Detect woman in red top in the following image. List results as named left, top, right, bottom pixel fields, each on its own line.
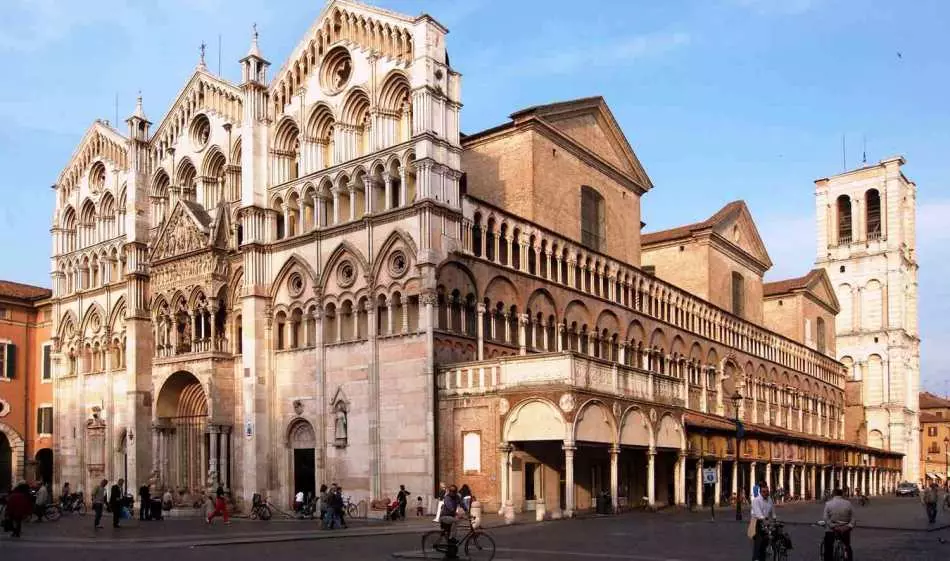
left=4, top=483, right=32, bottom=538
left=206, top=486, right=230, bottom=525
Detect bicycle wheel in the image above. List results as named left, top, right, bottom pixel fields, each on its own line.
left=421, top=530, right=447, bottom=560
left=347, top=503, right=359, bottom=518
left=464, top=531, right=496, bottom=561
left=78, top=502, right=87, bottom=515
left=46, top=506, right=62, bottom=522
left=259, top=505, right=272, bottom=520
left=834, top=539, right=848, bottom=561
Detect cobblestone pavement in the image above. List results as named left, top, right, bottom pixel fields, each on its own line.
left=1, top=505, right=947, bottom=560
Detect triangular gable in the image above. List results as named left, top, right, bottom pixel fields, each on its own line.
left=150, top=68, right=242, bottom=152
left=269, top=0, right=424, bottom=100
left=210, top=203, right=233, bottom=250
left=804, top=269, right=840, bottom=314
left=707, top=201, right=773, bottom=270
left=150, top=200, right=212, bottom=261
left=510, top=97, right=653, bottom=191
left=57, top=120, right=128, bottom=196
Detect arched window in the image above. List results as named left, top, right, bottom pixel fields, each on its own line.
left=866, top=189, right=881, bottom=240
left=581, top=186, right=605, bottom=251
left=836, top=195, right=852, bottom=244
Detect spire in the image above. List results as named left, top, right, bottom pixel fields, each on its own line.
left=132, top=90, right=148, bottom=121
left=247, top=23, right=262, bottom=58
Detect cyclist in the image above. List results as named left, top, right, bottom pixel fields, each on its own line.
left=822, top=488, right=854, bottom=561
left=750, top=484, right=775, bottom=561
left=439, top=484, right=470, bottom=559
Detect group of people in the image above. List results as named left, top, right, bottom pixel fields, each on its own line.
left=748, top=481, right=854, bottom=561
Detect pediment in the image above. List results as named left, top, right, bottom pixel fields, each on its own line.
left=512, top=97, right=653, bottom=191
left=150, top=200, right=213, bottom=261
left=57, top=121, right=128, bottom=196
left=150, top=69, right=242, bottom=154
left=805, top=269, right=840, bottom=313
left=708, top=202, right=773, bottom=271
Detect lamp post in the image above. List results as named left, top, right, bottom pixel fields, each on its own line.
left=732, top=390, right=743, bottom=521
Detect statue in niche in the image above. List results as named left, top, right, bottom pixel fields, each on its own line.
left=333, top=402, right=348, bottom=448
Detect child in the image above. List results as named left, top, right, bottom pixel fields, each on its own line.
left=416, top=496, right=424, bottom=517
left=206, top=486, right=230, bottom=525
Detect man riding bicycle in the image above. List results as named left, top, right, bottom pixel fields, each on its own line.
left=822, top=488, right=854, bottom=561
left=438, top=484, right=470, bottom=559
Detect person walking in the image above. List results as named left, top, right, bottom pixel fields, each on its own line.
left=750, top=485, right=775, bottom=561
left=3, top=483, right=32, bottom=538
left=433, top=481, right=447, bottom=522
left=318, top=484, right=329, bottom=528
left=206, top=486, right=230, bottom=525
left=33, top=481, right=51, bottom=521
left=109, top=478, right=125, bottom=528
left=923, top=482, right=939, bottom=524
left=397, top=484, right=409, bottom=521
left=822, top=488, right=854, bottom=561
left=92, top=479, right=108, bottom=529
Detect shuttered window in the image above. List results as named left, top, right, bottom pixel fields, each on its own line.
left=0, top=343, right=14, bottom=380
left=37, top=406, right=53, bottom=435
left=42, top=344, right=51, bottom=380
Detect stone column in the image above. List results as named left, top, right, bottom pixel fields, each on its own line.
left=518, top=314, right=528, bottom=355
left=676, top=452, right=687, bottom=506
left=765, top=462, right=772, bottom=491
left=789, top=465, right=796, bottom=498
left=498, top=443, right=512, bottom=513
left=750, top=461, right=758, bottom=500
left=349, top=185, right=357, bottom=221
left=384, top=175, right=393, bottom=210
left=564, top=443, right=576, bottom=517
left=609, top=445, right=619, bottom=514
left=819, top=466, right=826, bottom=499
left=220, top=427, right=230, bottom=491
left=800, top=464, right=806, bottom=499
left=779, top=463, right=785, bottom=495
left=476, top=304, right=485, bottom=360
left=696, top=458, right=704, bottom=507
left=151, top=426, right=161, bottom=474
left=208, top=425, right=220, bottom=487
left=332, top=187, right=341, bottom=224
left=647, top=448, right=656, bottom=506
left=731, top=460, right=738, bottom=499
left=714, top=460, right=722, bottom=507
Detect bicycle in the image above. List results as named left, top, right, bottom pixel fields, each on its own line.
left=61, top=492, right=86, bottom=515
left=34, top=503, right=62, bottom=522
left=343, top=496, right=364, bottom=519
left=815, top=521, right=850, bottom=561
left=763, top=520, right=791, bottom=561
left=249, top=493, right=272, bottom=520
left=421, top=516, right=495, bottom=560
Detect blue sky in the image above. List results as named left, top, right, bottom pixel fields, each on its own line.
left=0, top=0, right=947, bottom=390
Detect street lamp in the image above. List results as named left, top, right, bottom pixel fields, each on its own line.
left=943, top=437, right=949, bottom=486
left=731, top=390, right=743, bottom=521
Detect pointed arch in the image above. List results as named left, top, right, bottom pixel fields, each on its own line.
left=655, top=412, right=685, bottom=450
left=270, top=253, right=319, bottom=300
left=109, top=296, right=127, bottom=332
left=619, top=406, right=653, bottom=447
left=80, top=302, right=107, bottom=336
left=318, top=240, right=370, bottom=289
left=58, top=310, right=79, bottom=340
left=370, top=228, right=418, bottom=281
left=573, top=398, right=617, bottom=444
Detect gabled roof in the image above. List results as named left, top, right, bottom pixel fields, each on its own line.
left=150, top=68, right=242, bottom=150
left=642, top=200, right=773, bottom=271
left=763, top=268, right=840, bottom=313
left=56, top=120, right=129, bottom=194
left=149, top=199, right=214, bottom=262
left=921, top=392, right=950, bottom=410
left=0, top=280, right=52, bottom=302
left=463, top=96, right=653, bottom=194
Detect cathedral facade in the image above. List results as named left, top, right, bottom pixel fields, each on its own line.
left=48, top=0, right=902, bottom=514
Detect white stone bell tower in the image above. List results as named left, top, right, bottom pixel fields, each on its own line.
left=815, top=156, right=920, bottom=483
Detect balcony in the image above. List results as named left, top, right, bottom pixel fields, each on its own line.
left=438, top=351, right=686, bottom=408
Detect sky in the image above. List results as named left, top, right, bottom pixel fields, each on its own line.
left=0, top=0, right=947, bottom=390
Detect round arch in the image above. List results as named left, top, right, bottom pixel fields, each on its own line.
left=155, top=371, right=208, bottom=493
left=573, top=399, right=616, bottom=444
left=619, top=407, right=653, bottom=448
left=655, top=413, right=685, bottom=450
left=0, top=422, right=25, bottom=492
left=503, top=399, right=566, bottom=442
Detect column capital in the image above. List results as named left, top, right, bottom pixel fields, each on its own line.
left=609, top=444, right=620, bottom=455
left=562, top=442, right=576, bottom=453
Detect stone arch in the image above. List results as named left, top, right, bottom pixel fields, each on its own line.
left=109, top=297, right=127, bottom=332
left=619, top=407, right=653, bottom=447
left=155, top=371, right=209, bottom=493
left=573, top=399, right=617, bottom=444
left=0, top=422, right=25, bottom=492
left=370, top=229, right=418, bottom=281
left=436, top=261, right=478, bottom=298
left=271, top=253, right=319, bottom=300
left=563, top=299, right=591, bottom=328
left=655, top=413, right=685, bottom=450
left=526, top=288, right=558, bottom=320
left=80, top=302, right=106, bottom=337
left=318, top=240, right=370, bottom=289
left=58, top=309, right=79, bottom=340
left=594, top=310, right=621, bottom=335
left=649, top=327, right=667, bottom=350
left=626, top=319, right=645, bottom=343
left=287, top=418, right=317, bottom=449
left=377, top=70, right=411, bottom=111
left=868, top=429, right=884, bottom=449
left=503, top=398, right=566, bottom=442
left=483, top=276, right=521, bottom=307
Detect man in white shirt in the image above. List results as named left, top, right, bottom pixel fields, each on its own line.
left=822, top=488, right=854, bottom=561
left=750, top=484, right=776, bottom=561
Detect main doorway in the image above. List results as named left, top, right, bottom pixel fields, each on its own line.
left=156, top=371, right=209, bottom=493
left=289, top=420, right=316, bottom=501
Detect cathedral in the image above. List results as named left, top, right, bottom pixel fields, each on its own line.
left=47, top=0, right=904, bottom=514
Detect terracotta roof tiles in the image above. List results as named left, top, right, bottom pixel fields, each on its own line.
left=641, top=201, right=745, bottom=246
left=0, top=280, right=52, bottom=302
left=920, top=392, right=950, bottom=410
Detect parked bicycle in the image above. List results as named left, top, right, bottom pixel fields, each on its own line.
left=60, top=492, right=86, bottom=515
left=34, top=503, right=62, bottom=522
left=421, top=516, right=495, bottom=561
left=249, top=493, right=272, bottom=520
left=343, top=495, right=364, bottom=519
left=762, top=520, right=791, bottom=561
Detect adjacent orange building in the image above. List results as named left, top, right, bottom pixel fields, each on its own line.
left=0, top=280, right=53, bottom=492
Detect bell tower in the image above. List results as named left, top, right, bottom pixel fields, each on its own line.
left=815, top=156, right=920, bottom=482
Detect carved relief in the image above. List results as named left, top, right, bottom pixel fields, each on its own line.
left=153, top=206, right=207, bottom=261
left=498, top=397, right=510, bottom=415
left=558, top=393, right=575, bottom=413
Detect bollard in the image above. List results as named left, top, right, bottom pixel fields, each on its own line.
left=503, top=500, right=515, bottom=524
left=470, top=500, right=482, bottom=529
left=535, top=498, right=546, bottom=521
